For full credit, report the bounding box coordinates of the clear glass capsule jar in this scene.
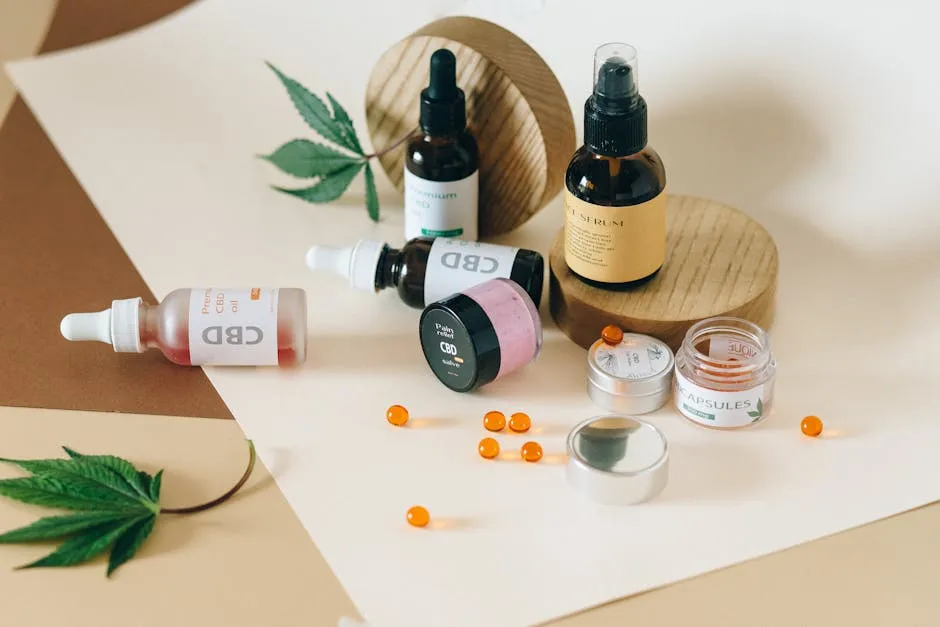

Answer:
[673,317,776,429]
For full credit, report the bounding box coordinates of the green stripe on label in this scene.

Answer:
[422,227,463,237]
[683,404,715,421]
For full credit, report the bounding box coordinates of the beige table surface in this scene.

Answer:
[1,2,939,626]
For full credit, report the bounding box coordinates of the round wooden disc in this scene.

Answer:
[549,195,779,351]
[365,16,576,238]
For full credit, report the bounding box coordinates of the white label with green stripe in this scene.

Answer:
[674,369,766,427]
[404,168,478,242]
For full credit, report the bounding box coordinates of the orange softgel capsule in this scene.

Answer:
[801,415,823,437]
[521,441,543,462]
[601,325,624,346]
[406,505,430,528]
[509,412,531,433]
[478,437,500,459]
[483,410,506,432]
[386,404,409,426]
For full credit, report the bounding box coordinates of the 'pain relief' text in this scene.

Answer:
[435,322,455,339]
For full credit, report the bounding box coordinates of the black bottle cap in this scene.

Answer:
[510,249,545,311]
[420,49,467,136]
[584,44,648,157]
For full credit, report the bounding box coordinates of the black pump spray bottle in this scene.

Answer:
[563,43,667,289]
[404,48,480,242]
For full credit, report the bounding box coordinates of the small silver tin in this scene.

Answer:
[587,332,674,414]
[566,415,669,505]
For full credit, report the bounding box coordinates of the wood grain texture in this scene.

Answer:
[365,16,576,238]
[549,194,778,351]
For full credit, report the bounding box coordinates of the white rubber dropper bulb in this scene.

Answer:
[60,310,112,345]
[305,240,385,292]
[306,244,353,278]
[59,297,143,353]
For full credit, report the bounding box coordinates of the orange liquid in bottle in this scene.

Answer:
[135,288,307,366]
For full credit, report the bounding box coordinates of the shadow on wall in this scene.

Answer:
[652,74,828,212]
[652,71,938,373]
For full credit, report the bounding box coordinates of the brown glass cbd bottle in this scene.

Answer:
[306,237,544,309]
[564,43,667,289]
[404,48,480,242]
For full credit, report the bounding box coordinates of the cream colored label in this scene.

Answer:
[563,189,666,283]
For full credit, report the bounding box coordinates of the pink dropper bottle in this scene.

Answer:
[60,288,307,367]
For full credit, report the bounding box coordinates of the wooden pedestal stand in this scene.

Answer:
[365,16,576,238]
[549,195,779,351]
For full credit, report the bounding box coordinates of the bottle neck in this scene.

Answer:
[420,129,462,142]
[420,89,466,137]
[583,95,648,157]
[375,247,404,290]
[138,303,158,348]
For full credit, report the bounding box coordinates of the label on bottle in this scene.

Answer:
[563,188,667,283]
[674,368,766,427]
[404,169,479,242]
[423,238,520,304]
[593,338,671,381]
[188,288,279,366]
[707,335,761,361]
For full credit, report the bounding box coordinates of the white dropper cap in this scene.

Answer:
[60,297,144,353]
[305,240,385,292]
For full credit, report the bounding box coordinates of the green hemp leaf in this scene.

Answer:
[0,442,256,577]
[261,61,414,223]
[747,398,764,421]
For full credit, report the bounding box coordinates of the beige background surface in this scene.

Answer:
[0,0,54,120]
[2,406,939,627]
[1,2,938,626]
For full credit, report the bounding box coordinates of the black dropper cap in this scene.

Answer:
[419,49,467,136]
[584,43,648,157]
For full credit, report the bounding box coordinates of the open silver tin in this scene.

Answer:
[566,415,669,505]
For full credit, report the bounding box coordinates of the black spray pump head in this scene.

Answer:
[594,57,639,114]
[420,48,467,135]
[584,44,648,157]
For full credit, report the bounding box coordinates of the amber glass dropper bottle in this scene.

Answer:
[564,43,667,289]
[404,48,480,242]
[306,237,544,309]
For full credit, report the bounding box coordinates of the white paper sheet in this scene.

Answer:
[7,1,940,625]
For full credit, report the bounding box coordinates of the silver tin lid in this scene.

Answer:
[566,415,669,505]
[587,332,674,414]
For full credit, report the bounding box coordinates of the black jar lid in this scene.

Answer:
[419,293,500,393]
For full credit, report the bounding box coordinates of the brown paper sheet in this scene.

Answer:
[0,0,231,419]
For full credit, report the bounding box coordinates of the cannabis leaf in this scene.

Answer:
[327,92,363,155]
[0,442,256,576]
[747,398,764,420]
[273,161,365,204]
[262,61,413,223]
[265,62,355,152]
[363,162,380,222]
[261,139,361,179]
